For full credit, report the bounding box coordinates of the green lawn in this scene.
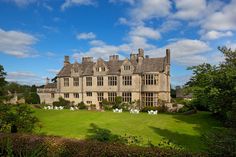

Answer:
[34,109,222,152]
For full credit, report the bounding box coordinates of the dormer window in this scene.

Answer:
[124,65,130,70]
[96,66,105,72]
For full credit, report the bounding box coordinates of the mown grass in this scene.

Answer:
[34,109,222,152]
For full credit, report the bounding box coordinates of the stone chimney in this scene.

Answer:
[46,77,49,85]
[138,48,144,58]
[166,48,170,65]
[130,53,137,61]
[109,55,119,61]
[138,48,144,64]
[82,56,93,63]
[64,56,70,66]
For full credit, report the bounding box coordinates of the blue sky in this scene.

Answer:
[0,0,235,86]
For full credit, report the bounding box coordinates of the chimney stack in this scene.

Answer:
[138,48,144,64]
[46,77,49,85]
[166,49,170,65]
[109,55,119,61]
[138,48,144,58]
[82,56,93,63]
[64,56,70,66]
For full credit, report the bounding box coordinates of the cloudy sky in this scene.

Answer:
[0,0,235,86]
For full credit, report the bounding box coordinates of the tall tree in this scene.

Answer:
[186,47,236,126]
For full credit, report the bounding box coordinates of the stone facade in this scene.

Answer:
[37,48,171,109]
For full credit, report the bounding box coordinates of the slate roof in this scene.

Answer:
[44,83,57,88]
[57,57,166,77]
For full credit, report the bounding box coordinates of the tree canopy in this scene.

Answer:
[186,47,236,126]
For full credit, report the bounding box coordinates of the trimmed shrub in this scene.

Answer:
[141,105,168,113]
[90,104,96,110]
[101,99,113,110]
[77,101,87,110]
[52,97,70,108]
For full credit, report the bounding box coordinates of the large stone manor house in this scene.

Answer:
[37,48,171,109]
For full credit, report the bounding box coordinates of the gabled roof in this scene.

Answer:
[57,56,166,77]
[57,64,72,77]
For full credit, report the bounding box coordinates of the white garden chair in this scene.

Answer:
[148,110,158,115]
[59,106,63,110]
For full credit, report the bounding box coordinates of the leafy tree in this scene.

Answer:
[170,85,176,98]
[186,47,236,126]
[0,104,39,133]
[0,65,7,102]
[25,92,40,104]
[31,85,37,92]
[5,82,20,94]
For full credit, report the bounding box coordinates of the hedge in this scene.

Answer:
[0,133,206,157]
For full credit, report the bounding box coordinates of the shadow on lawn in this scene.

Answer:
[86,123,121,142]
[150,112,222,151]
[150,126,205,151]
[86,123,144,146]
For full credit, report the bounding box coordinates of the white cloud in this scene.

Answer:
[47,69,60,75]
[225,41,236,50]
[160,20,182,32]
[129,26,161,40]
[0,28,38,58]
[147,39,211,66]
[172,75,191,86]
[76,32,96,40]
[202,0,236,31]
[6,71,43,85]
[42,2,53,11]
[6,0,36,7]
[173,0,206,20]
[130,0,172,23]
[89,40,105,46]
[117,17,129,25]
[163,39,211,58]
[201,30,233,40]
[61,0,96,10]
[128,36,155,50]
[78,38,212,66]
[109,0,136,5]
